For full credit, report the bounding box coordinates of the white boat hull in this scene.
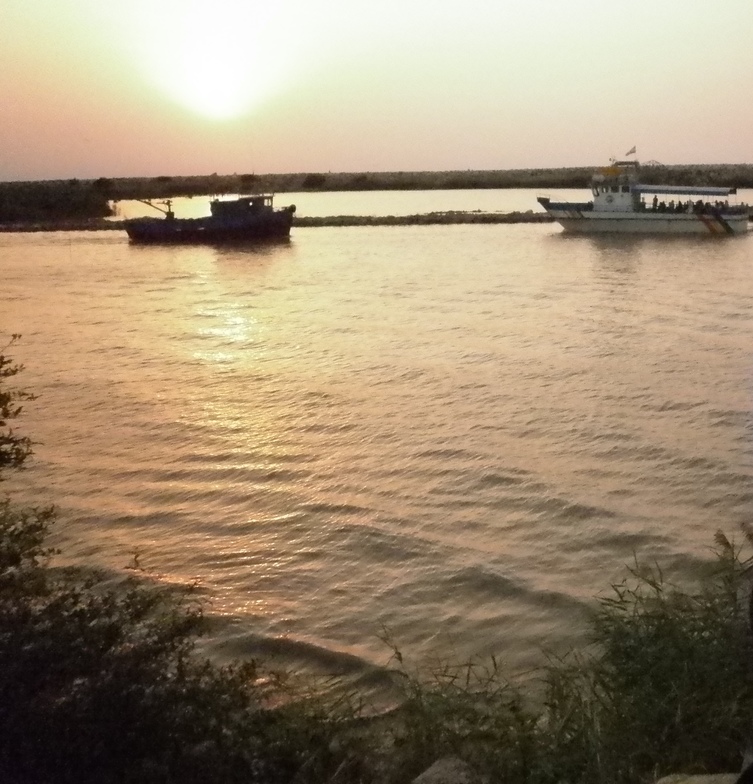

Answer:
[539,188,749,235]
[546,209,748,235]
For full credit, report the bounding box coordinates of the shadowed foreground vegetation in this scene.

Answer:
[3,339,753,783]
[1,163,752,224]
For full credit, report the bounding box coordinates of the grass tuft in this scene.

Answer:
[376,533,753,784]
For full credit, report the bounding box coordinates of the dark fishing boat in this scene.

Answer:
[124,194,296,243]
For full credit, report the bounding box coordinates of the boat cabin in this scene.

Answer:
[591,160,741,215]
[210,195,275,218]
[591,160,640,212]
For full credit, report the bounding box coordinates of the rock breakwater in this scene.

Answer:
[0,211,553,233]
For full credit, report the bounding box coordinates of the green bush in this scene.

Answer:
[0,182,113,223]
[302,173,327,189]
[0,335,34,473]
[581,533,753,782]
[0,501,365,784]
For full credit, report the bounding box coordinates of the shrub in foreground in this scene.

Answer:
[0,502,360,784]
[0,335,34,472]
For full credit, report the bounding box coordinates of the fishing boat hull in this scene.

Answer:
[125,213,294,244]
[538,199,748,236]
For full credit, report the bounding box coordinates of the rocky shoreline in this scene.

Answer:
[0,211,554,233]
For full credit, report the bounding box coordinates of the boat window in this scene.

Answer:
[610,186,619,193]
[621,185,630,193]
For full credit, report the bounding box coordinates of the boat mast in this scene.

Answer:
[135,198,174,219]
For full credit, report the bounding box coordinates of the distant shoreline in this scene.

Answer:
[4,163,753,199]
[1,165,751,226]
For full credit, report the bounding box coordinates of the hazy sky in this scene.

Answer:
[2,0,752,180]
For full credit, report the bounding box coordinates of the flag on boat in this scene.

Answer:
[625,146,637,156]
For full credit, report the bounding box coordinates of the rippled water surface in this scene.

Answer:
[3,194,753,690]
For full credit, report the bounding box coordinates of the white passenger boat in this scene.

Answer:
[538,160,749,235]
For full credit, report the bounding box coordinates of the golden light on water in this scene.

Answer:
[131,0,295,119]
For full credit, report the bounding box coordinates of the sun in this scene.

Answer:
[131,0,294,119]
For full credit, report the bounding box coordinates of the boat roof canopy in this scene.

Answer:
[635,184,736,197]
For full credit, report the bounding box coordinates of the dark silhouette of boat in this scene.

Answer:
[124,195,296,243]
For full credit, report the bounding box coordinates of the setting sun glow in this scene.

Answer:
[132,0,294,119]
[1,0,752,179]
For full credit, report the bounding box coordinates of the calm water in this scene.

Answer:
[112,187,753,220]
[4,190,753,695]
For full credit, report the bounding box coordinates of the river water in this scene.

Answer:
[3,189,753,696]
[110,187,598,219]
